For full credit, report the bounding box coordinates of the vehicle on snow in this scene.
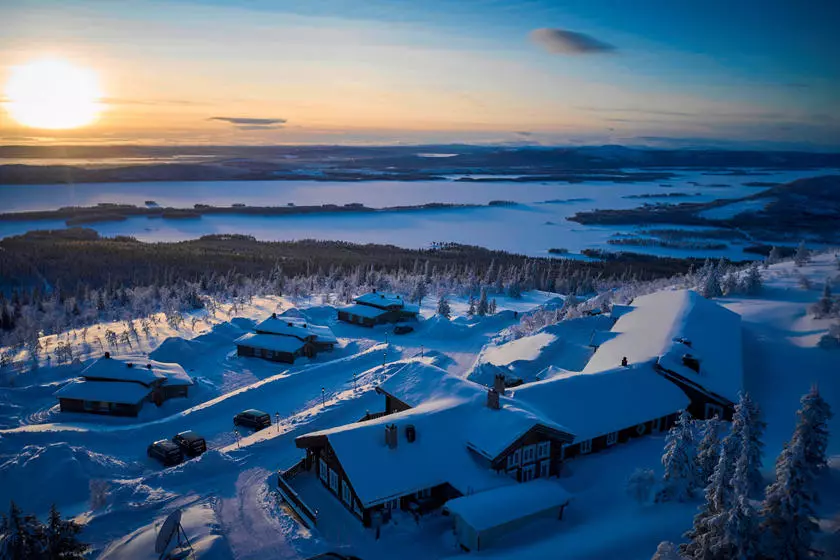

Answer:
[233,409,272,431]
[147,439,184,466]
[172,430,207,457]
[393,324,414,335]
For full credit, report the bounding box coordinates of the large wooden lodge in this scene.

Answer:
[278,289,744,549]
[235,313,337,363]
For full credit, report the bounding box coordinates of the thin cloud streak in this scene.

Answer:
[530,28,616,55]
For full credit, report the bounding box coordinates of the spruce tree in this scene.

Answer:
[759,436,818,559]
[720,433,759,559]
[658,410,698,502]
[681,440,734,560]
[695,416,723,488]
[476,288,489,316]
[794,241,810,267]
[741,262,763,295]
[795,386,833,478]
[730,392,766,497]
[651,541,681,560]
[436,295,451,319]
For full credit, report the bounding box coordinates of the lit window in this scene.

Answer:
[329,469,339,493]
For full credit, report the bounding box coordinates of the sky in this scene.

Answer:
[1,0,839,149]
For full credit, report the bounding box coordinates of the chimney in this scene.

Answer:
[372,288,377,293]
[385,424,398,449]
[487,387,500,410]
[147,363,153,370]
[493,374,506,396]
[126,362,134,369]
[104,352,111,359]
[271,312,277,319]
[405,424,416,443]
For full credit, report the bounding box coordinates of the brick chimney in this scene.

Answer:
[385,424,398,449]
[487,387,500,410]
[493,374,506,396]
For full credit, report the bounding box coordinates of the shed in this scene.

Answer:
[444,479,572,551]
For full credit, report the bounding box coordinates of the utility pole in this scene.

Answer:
[321,387,326,408]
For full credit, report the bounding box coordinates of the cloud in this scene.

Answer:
[209,116,287,130]
[530,28,616,55]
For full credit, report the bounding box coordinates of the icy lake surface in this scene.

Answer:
[0,169,833,258]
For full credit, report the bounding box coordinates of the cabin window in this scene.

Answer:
[606,431,619,446]
[522,444,537,465]
[521,464,536,482]
[539,460,550,478]
[537,441,551,459]
[416,488,432,499]
[342,481,352,505]
[329,469,339,493]
[507,448,521,469]
[705,403,724,420]
[319,459,328,483]
[579,439,592,455]
[384,498,399,510]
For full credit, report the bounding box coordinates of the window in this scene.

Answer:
[506,448,521,469]
[416,488,431,499]
[653,417,662,433]
[559,444,566,461]
[521,464,536,482]
[384,498,399,510]
[537,441,550,459]
[579,439,592,455]
[342,481,352,505]
[705,403,724,420]
[539,459,550,478]
[319,459,328,483]
[329,469,339,493]
[522,444,537,465]
[606,431,618,446]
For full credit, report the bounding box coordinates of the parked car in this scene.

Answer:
[172,430,207,457]
[147,439,184,467]
[233,409,272,431]
[393,324,414,335]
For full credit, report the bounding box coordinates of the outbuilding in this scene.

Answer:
[444,479,572,552]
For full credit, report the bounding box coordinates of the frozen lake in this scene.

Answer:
[0,168,832,259]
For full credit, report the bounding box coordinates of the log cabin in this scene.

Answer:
[337,290,419,327]
[235,313,337,363]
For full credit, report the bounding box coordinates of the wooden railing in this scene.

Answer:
[281,458,307,481]
[358,410,388,422]
[277,471,317,529]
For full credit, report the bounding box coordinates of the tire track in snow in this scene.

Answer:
[216,467,303,560]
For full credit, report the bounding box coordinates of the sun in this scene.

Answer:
[4,59,103,129]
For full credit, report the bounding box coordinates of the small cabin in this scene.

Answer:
[337,290,419,326]
[235,313,336,363]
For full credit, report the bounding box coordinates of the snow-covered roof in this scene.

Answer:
[254,316,337,344]
[583,289,743,403]
[354,292,406,309]
[512,364,690,442]
[80,355,193,387]
[234,333,306,354]
[55,380,152,405]
[337,303,391,319]
[444,479,572,531]
[297,388,573,508]
[377,361,484,407]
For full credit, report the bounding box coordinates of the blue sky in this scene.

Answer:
[1,0,838,148]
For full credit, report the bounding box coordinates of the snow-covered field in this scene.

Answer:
[1,255,838,559]
[0,168,832,259]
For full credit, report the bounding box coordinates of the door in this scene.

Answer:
[521,464,536,482]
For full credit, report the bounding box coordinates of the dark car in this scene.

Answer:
[393,324,414,335]
[172,430,207,457]
[147,439,184,467]
[233,409,271,431]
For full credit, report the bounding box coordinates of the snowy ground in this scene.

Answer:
[0,168,833,260]
[1,254,839,559]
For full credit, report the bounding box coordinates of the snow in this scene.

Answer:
[511,364,690,442]
[699,197,771,219]
[55,379,153,404]
[255,315,337,344]
[81,356,164,385]
[377,360,483,406]
[583,289,744,404]
[355,292,408,309]
[482,332,557,366]
[337,303,390,319]
[233,332,307,354]
[444,478,572,531]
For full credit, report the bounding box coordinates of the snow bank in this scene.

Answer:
[0,443,141,513]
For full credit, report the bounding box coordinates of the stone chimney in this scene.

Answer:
[487,387,500,410]
[385,424,398,449]
[493,374,506,396]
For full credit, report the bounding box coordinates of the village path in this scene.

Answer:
[216,467,303,560]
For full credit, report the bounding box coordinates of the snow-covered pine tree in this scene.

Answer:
[795,386,833,477]
[476,288,489,316]
[794,241,810,267]
[467,295,476,317]
[627,468,656,504]
[436,295,451,319]
[758,435,818,560]
[719,429,759,559]
[488,298,497,314]
[658,410,698,502]
[695,416,724,488]
[766,245,783,265]
[46,504,87,559]
[730,392,767,497]
[811,279,835,318]
[651,541,681,560]
[741,262,763,295]
[699,262,723,299]
[721,272,740,296]
[681,439,735,560]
